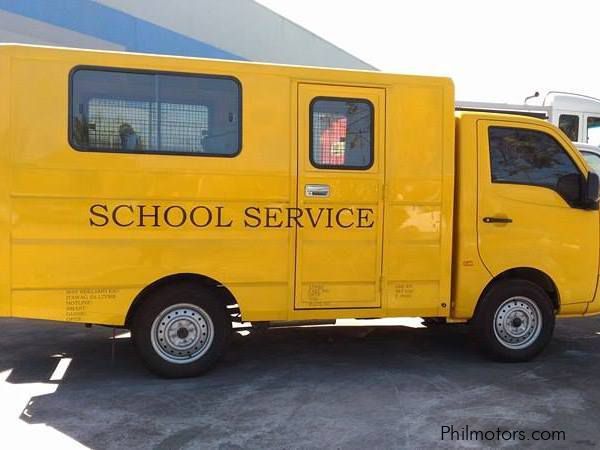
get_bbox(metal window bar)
[87,98,208,153]
[311,105,371,167]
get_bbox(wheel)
[472,279,555,362]
[131,282,232,378]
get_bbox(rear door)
[295,84,385,309]
[477,119,599,303]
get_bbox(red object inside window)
[319,117,347,165]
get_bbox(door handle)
[305,184,330,197]
[483,217,512,224]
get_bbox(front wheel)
[473,280,555,362]
[131,282,231,378]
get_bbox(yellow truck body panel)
[0,44,598,329]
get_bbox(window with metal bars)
[70,68,241,156]
[309,97,373,169]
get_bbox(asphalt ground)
[1,316,599,449]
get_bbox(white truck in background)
[457,91,600,171]
[457,91,600,145]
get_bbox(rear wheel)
[473,279,555,362]
[131,282,231,378]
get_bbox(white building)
[0,0,375,70]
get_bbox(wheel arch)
[125,273,240,328]
[473,267,560,320]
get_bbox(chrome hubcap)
[493,296,542,350]
[150,303,214,364]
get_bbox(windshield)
[582,151,600,173]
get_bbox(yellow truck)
[1,44,599,377]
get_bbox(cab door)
[295,84,385,309]
[477,119,599,303]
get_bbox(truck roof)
[0,43,453,89]
[544,92,600,113]
[455,110,554,127]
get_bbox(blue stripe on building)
[0,0,245,60]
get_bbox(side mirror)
[556,173,584,207]
[584,171,600,209]
[557,172,600,209]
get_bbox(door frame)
[292,82,386,312]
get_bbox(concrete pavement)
[0,316,599,449]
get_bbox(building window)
[310,98,373,169]
[488,126,579,189]
[70,68,241,156]
[558,114,579,141]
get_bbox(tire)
[131,282,232,378]
[472,279,555,362]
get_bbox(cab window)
[587,117,600,146]
[558,114,579,141]
[488,126,580,189]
